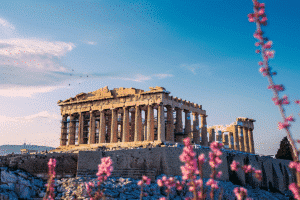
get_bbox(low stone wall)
[0,146,296,195]
[77,147,296,194]
[0,152,78,180]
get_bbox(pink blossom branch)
[249,0,299,162]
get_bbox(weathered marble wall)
[77,147,296,194]
[0,153,78,180]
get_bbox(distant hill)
[0,144,55,156]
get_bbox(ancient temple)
[208,118,256,154]
[57,86,255,153]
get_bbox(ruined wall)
[0,147,296,194]
[77,147,296,194]
[0,153,78,180]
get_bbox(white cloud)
[180,64,212,75]
[86,41,97,45]
[113,74,151,82]
[0,85,65,97]
[0,18,15,30]
[0,38,75,72]
[153,74,173,79]
[0,111,61,123]
[23,111,61,120]
[113,73,173,82]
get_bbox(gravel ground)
[43,175,294,200]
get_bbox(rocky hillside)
[0,144,55,156]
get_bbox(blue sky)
[0,0,299,156]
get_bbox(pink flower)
[253,32,263,40]
[259,3,265,8]
[206,179,219,189]
[260,17,268,25]
[272,97,281,105]
[285,116,295,122]
[198,153,206,165]
[234,187,248,200]
[257,8,265,16]
[258,61,263,65]
[242,165,253,173]
[157,179,163,187]
[282,95,289,104]
[255,49,260,54]
[265,50,274,58]
[263,41,272,49]
[137,180,143,186]
[289,183,300,200]
[217,171,222,178]
[295,100,300,104]
[230,160,239,171]
[159,198,166,200]
[278,121,290,130]
[254,170,262,181]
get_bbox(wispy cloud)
[0,111,61,123]
[180,63,212,75]
[0,38,75,72]
[114,74,151,82]
[153,74,174,79]
[113,73,173,82]
[86,41,97,45]
[0,85,65,97]
[0,18,15,31]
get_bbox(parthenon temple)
[57,86,255,153]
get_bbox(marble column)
[89,111,96,144]
[68,114,76,145]
[217,130,222,143]
[134,105,143,141]
[119,113,123,142]
[175,108,183,133]
[122,107,130,142]
[184,110,191,140]
[110,108,118,143]
[229,132,233,149]
[192,112,200,144]
[208,128,215,144]
[233,127,239,151]
[243,127,249,152]
[248,128,255,154]
[157,104,166,142]
[143,109,147,141]
[60,115,68,146]
[200,114,208,146]
[78,112,84,144]
[147,105,155,141]
[166,106,174,142]
[130,110,135,142]
[99,110,106,143]
[238,126,244,151]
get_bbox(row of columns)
[208,126,255,154]
[60,104,208,146]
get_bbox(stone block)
[230,153,247,186]
[77,151,103,176]
[247,154,261,188]
[258,156,273,190]
[271,159,285,193]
